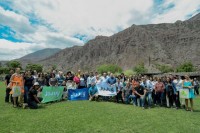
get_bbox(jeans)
[129,95,136,105]
[24,86,32,103]
[124,95,130,104]
[145,92,152,107]
[129,95,145,107]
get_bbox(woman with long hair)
[182,75,195,111]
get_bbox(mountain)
[40,13,200,72]
[18,48,61,66]
[19,48,61,61]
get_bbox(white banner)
[96,83,117,96]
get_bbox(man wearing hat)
[27,82,43,109]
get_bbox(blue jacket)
[165,82,177,94]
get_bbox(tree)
[133,63,148,74]
[176,62,196,72]
[6,60,21,69]
[26,64,43,72]
[156,64,174,73]
[97,64,123,74]
[0,67,10,74]
[124,69,135,76]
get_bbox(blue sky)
[0,0,200,60]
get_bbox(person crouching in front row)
[89,83,99,101]
[27,82,43,109]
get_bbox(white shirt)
[173,79,183,91]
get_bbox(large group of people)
[4,67,199,111]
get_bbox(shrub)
[97,64,123,74]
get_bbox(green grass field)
[0,81,200,133]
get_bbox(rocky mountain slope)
[40,13,200,72]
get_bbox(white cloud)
[9,0,154,37]
[152,0,200,23]
[0,6,35,33]
[0,0,200,60]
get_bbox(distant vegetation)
[176,62,196,72]
[155,64,174,73]
[133,63,148,74]
[26,64,43,72]
[97,64,123,74]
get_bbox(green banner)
[41,86,64,103]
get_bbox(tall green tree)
[26,64,43,72]
[6,61,21,69]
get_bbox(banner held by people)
[180,88,195,99]
[68,88,89,101]
[96,83,117,96]
[42,86,64,103]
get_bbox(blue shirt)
[89,86,98,96]
[140,80,153,92]
[107,77,116,85]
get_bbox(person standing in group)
[141,76,153,108]
[79,74,86,89]
[154,78,165,106]
[133,84,147,109]
[56,71,65,86]
[173,75,182,109]
[5,69,14,103]
[24,70,34,104]
[107,73,116,86]
[182,75,195,112]
[115,78,124,103]
[165,77,176,108]
[87,72,94,88]
[37,73,46,87]
[122,81,132,104]
[33,70,38,83]
[9,68,24,108]
[73,73,80,86]
[49,73,58,86]
[193,78,199,95]
[65,71,74,82]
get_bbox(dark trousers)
[194,85,199,95]
[116,91,123,103]
[28,97,43,109]
[174,92,181,108]
[154,92,162,105]
[5,88,13,103]
[167,92,174,107]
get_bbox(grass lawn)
[0,81,200,133]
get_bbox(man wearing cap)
[27,82,43,109]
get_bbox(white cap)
[34,82,39,86]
